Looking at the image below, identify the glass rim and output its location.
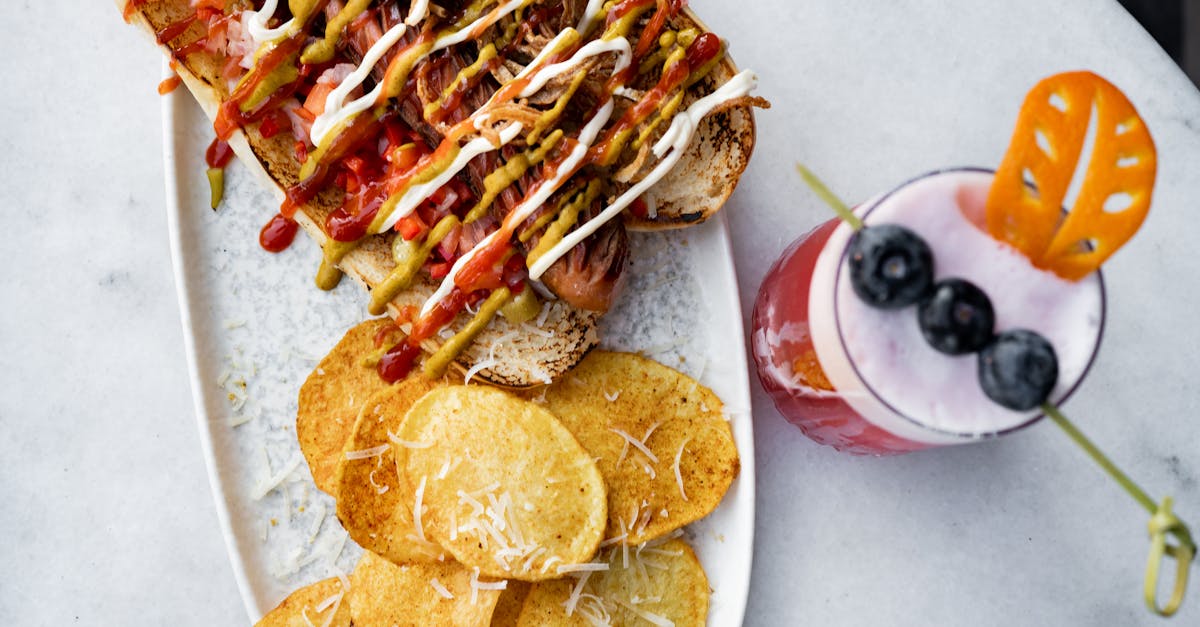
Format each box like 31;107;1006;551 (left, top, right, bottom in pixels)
831;166;1109;441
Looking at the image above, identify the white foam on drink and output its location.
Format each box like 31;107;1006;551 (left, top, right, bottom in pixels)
811;170;1103;440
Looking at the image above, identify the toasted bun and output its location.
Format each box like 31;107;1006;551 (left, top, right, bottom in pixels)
121;0;755;385
624;9;758;231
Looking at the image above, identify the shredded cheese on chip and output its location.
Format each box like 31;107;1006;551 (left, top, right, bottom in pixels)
429;578;454;599
413;476;428;543
343;444;389;460
562;570;594;616
557;562;610;574
673;437;692;502
387;431;435;448
612;597;674;627
609;429;659;465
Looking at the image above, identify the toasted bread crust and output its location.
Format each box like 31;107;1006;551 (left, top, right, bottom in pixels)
121;0;755;384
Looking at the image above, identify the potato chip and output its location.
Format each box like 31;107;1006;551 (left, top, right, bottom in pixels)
298;318;404;495
490;580;531;627
255;576;349;627
533;351;739;545
394;386;607;581
517;537;709;627
335;378;446;564
348;551;503;626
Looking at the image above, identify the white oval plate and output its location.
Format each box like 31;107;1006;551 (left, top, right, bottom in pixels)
162;75;755;624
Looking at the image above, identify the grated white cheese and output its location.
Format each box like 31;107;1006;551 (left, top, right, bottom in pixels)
556;562;610;574
315;590;342;613
612;597;674;627
673;437;692;502
344;444;390;460
535;300;553;327
519;322;555;339
413;476;428;543
603;390;621;402
387;432;434;448
562;570;594;617
332;565;351;591
430;578;455;599
307;501;326;544
609;429;659;465
317;590;345;627
252;454;303;500
598;534;627;548
469;567;482;605
540;555;564;574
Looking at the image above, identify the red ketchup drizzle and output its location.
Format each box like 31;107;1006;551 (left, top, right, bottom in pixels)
377;342;422;383
155;14;196;45
685;32;721;70
259;213;299;252
214;34;305;140
158;75;182;95
205;138;234;168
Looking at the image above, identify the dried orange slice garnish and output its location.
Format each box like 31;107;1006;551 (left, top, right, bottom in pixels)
986;71;1156;280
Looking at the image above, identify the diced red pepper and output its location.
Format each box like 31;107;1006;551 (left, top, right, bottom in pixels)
396;215;427;241
427;260;454;280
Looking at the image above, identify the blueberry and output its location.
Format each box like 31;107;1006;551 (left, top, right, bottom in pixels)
918;278;995;354
978;330;1059;411
848;225;934;309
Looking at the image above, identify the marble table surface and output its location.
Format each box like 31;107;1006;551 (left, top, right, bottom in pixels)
3;0;1198;625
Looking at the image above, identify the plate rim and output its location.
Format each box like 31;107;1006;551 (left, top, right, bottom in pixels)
161;69;262;622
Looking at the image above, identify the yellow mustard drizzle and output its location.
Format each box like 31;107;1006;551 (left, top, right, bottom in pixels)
368;215;463;315
300;0;372;65
422;286;511;378
382;38;438;100
518;176;587;243
633;89;684;150
527;178;602;266
288;0;324;25
315;255;344;290
464;130;564;224
594;45;686;167
240;49;300;112
367;146;464;235
604;3;653;41
424;43;500;121
528;70;589;144
298;106;385;180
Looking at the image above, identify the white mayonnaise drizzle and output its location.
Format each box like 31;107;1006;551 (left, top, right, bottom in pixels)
518;36;632;97
405;0;430;25
418;39;631;317
420;230;502;317
432;0;530;52
291;2;758;322
576;0;606;34
309;21;409;145
311;0;529;146
246;0;296;43
376;122;525;232
528;69;759;279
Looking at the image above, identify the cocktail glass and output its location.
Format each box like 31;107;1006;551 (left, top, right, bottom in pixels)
751;168;1105;455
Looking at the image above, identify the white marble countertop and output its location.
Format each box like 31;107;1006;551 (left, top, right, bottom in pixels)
3;0;1198;625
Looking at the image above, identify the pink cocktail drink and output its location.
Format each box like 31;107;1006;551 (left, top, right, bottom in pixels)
752;169;1106;455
